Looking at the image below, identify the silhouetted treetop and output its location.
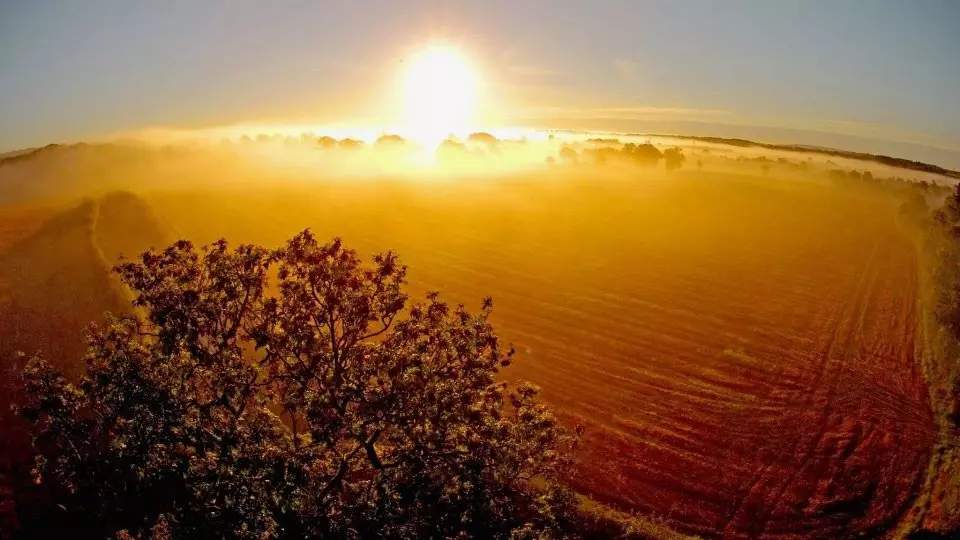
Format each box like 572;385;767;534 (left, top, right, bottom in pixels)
663;148;686;172
582;142;661;167
559;146;579;164
626;143;662;165
375;134;407;147
338;138;365;150
18;231;583;539
467;132;499;144
316;135;338;149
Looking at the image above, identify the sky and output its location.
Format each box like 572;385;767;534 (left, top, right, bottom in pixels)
2;1;959;166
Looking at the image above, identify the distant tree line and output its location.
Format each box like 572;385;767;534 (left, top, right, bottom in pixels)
827;167;945;200
658;134;960;180
551;142;687;172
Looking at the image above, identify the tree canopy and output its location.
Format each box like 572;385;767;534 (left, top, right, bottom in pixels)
662;148;686;172
582;143;661;167
558;146;579;165
375;134;407;147
17;231;586;539
467;132;499;145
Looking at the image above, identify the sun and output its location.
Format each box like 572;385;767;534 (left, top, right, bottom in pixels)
403;46;476;143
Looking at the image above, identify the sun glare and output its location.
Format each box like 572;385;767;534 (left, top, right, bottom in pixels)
403;47;476;144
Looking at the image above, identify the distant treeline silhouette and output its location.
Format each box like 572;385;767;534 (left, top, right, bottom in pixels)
647;134;960;180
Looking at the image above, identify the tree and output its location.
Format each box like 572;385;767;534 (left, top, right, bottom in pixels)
558;146;579;165
467;132;499;145
375;134;407;148
338;138;365;150
899;189;929;218
316;136;338;149
436;138;470;165
662;148;686;172
624;143;661;166
17;232;581;539
584;146;619;166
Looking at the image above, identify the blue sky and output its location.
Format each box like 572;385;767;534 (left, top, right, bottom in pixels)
2;1;958;165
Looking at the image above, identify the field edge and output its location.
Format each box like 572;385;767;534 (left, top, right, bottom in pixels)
892;214;960;538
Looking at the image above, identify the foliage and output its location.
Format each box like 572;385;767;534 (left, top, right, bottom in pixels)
338;138;365;150
898;182;960;536
375;134;407;148
316;136;338;149
17;231;584;539
621;143;661;167
467;132;500;145
558;146;579;165
581;143;661;168
927;185;960;414
662;149;686;173
436;139;472;164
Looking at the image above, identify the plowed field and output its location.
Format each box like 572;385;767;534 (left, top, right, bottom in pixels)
148;173;937;538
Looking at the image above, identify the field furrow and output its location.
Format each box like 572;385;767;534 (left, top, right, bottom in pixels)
147;178;938;538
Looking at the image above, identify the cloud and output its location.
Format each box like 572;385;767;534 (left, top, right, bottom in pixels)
526;105;732;122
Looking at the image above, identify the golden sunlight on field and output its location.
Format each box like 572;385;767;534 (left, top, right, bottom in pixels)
1;133;956;537
143;172;938;538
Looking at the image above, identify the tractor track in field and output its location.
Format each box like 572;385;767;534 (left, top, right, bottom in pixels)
715;227;932;538
756;239;881;536
721;241;876;537
144;182;940;539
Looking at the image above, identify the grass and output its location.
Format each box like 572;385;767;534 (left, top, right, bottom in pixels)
572;494;700;540
893;214;960;537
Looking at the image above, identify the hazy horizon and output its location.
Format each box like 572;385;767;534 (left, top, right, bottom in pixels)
2;1;958;167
